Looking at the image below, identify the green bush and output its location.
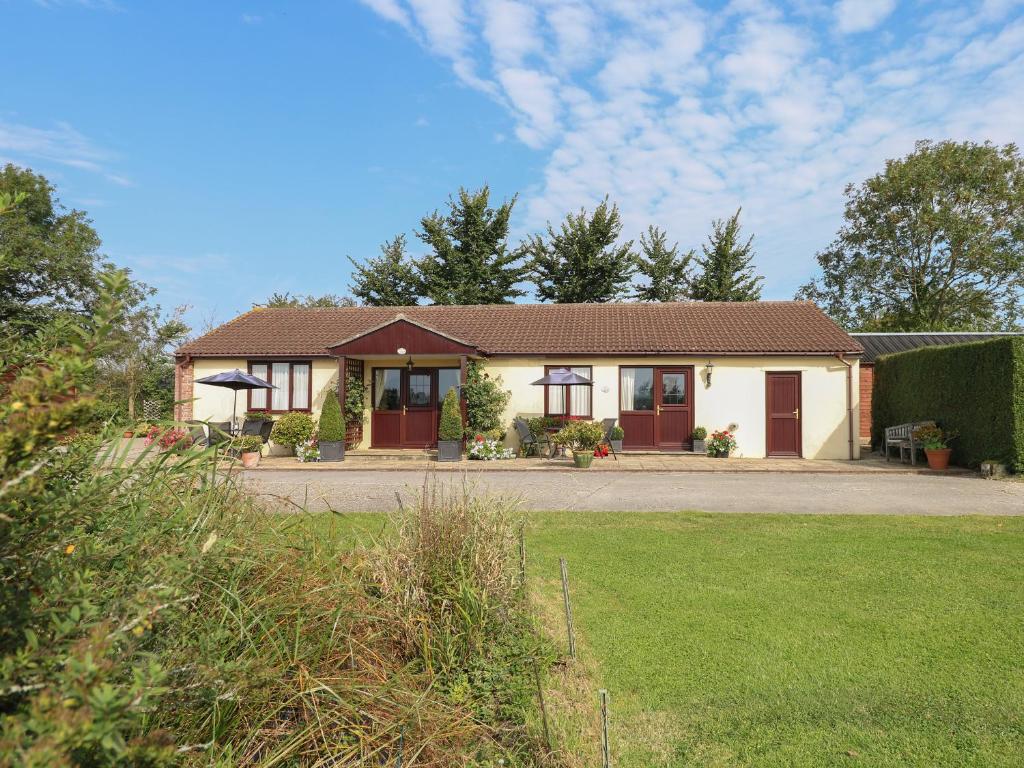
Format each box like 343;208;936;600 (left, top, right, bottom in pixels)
552;420;605;453
872;337;1024;471
463;361;511;438
439;388;463;441
692;426;708;440
270;411;314;450
318;390;345;442
243;410;274;422
231;434;264;453
343;372;366;427
610;425;624;440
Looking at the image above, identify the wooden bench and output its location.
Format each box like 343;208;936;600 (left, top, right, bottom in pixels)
884;421;935;465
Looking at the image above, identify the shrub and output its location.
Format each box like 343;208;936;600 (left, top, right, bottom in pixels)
692;426;708;440
318;390;345;442
610;425;624;440
343;372;366;427
552;420;605;453
439;387;463;441
270;411;314;451
872;337;1024;470
231;434;263;454
243;410;274;422
463;361;511;438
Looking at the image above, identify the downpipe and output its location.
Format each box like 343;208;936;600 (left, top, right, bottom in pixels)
835;353;855;461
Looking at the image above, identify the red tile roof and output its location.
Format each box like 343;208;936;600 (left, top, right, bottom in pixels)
177;301;863;357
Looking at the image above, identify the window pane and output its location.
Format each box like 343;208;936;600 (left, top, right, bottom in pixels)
250;364;268;409
621;367;654;411
570;367;592;416
292;364;310;409
547;384;566;415
661;372;685;405
374;369;401;410
438;369;460;402
408;373;431;407
272;363;290;410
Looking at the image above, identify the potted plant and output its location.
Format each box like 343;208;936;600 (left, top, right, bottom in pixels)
692;426;708;453
913;424;956;470
317;390;345;462
437;388;463;462
232;435;264;468
609;425;624;453
270;412;315;455
706;429;737;458
553;420;605;468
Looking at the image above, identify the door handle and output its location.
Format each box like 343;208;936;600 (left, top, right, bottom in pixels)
656;405;662;415
403;405;407;415
793;408;800;419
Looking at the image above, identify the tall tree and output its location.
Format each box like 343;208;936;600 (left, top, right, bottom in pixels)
0;164;110;331
417;186;525;304
257;292;357;308
347;235;422;306
524;197;636;303
798;140;1024;331
690;208;763;302
633;226;694;302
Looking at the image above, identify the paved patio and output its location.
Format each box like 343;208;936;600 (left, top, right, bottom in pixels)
250;450;965;474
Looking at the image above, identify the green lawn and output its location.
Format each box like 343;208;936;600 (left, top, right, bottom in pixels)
526;513;1024;767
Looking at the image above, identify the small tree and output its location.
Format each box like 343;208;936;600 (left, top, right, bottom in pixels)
633;225;694;302
523;197;636;303
462;361;511;438
318;390;345;442
348;235;423;306
690;209;763;302
438;388;463;441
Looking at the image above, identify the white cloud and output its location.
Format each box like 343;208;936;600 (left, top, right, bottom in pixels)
360;0;1024;297
836;0;897;34
0;119;132;186
241;13;262;25
357;0;412;30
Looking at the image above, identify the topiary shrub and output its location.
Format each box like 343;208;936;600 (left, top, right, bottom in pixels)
270;412;314;453
439;388;463;441
318;391;345;442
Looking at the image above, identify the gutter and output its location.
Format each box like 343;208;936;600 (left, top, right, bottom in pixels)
834;353;856;461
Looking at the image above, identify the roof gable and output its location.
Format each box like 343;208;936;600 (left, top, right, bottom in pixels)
328;316;479;355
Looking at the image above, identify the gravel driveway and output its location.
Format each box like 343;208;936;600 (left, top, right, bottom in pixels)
239;469;1024;516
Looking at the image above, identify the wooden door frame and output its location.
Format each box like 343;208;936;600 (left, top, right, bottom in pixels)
765;371;803;458
401;367;438;448
655;366;694;450
617;364;695;451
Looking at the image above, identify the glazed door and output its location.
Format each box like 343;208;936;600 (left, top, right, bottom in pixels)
766;372;802;457
619;367;656;449
655;368;693;450
370;368;403;448
402;368;436;448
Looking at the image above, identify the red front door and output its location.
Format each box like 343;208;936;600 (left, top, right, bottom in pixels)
619;366;694;450
370;367;442;449
766;372;802;457
655;368;693;450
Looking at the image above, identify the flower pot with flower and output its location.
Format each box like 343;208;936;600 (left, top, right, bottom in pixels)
913;424;957;470
231;435;264;468
692;426;708;453
437;389;464;462
706;429;737;458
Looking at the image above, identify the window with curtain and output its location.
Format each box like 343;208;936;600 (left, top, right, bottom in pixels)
374;369;401;410
247;361;311;412
545;366;592;418
620;367;654;411
250;363;268;409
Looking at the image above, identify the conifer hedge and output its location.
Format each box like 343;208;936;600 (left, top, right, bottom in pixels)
871;337;1024;471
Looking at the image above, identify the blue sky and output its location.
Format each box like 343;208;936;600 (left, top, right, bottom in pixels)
3;0;1023;330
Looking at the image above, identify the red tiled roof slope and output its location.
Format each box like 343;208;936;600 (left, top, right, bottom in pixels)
177;301;863;357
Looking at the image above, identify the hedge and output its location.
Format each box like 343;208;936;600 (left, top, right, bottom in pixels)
871;337;1024;471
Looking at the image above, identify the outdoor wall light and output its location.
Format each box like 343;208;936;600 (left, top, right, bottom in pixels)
396;347;407;355
704;361;715;387
406;356;414;371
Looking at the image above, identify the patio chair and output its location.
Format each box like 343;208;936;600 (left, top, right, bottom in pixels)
185;421;208;448
514;417;552;458
242;419;274;444
599;417;619;461
208;421;232;448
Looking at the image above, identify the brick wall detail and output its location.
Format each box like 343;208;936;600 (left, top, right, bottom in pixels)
174;358;194;421
859;363;873;439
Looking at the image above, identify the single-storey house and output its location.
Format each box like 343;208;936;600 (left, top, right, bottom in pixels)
851;332;1024;444
175;301;864;459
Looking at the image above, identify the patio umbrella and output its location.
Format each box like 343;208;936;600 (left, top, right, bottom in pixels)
194;369;276;429
530;367;594;386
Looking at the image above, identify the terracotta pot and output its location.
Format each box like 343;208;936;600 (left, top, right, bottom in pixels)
241;451;261;468
925;448;951;471
123;430;134;438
